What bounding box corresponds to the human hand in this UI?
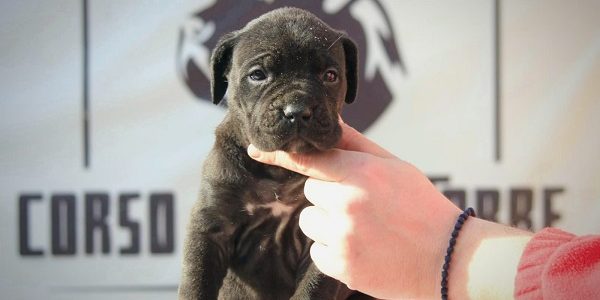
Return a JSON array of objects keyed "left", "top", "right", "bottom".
[{"left": 247, "top": 119, "right": 462, "bottom": 299}]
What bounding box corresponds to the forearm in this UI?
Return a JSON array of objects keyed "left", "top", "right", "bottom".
[{"left": 441, "top": 217, "right": 533, "bottom": 299}]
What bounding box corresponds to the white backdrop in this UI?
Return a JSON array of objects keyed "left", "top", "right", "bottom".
[{"left": 1, "top": 0, "right": 599, "bottom": 299}]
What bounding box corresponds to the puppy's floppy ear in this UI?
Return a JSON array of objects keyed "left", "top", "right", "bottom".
[
  {"left": 342, "top": 36, "right": 358, "bottom": 104},
  {"left": 210, "top": 32, "right": 238, "bottom": 104}
]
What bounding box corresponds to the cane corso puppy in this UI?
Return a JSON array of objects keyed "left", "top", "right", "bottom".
[{"left": 179, "top": 7, "right": 372, "bottom": 299}]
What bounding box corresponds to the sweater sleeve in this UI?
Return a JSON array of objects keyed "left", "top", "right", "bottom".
[{"left": 514, "top": 227, "right": 600, "bottom": 300}]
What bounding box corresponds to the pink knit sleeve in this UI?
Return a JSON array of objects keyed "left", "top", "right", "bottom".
[{"left": 514, "top": 227, "right": 600, "bottom": 300}]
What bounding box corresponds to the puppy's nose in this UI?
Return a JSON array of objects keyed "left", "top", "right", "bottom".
[{"left": 283, "top": 104, "right": 312, "bottom": 123}]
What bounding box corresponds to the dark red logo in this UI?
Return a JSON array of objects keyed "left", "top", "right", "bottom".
[{"left": 177, "top": 0, "right": 405, "bottom": 132}]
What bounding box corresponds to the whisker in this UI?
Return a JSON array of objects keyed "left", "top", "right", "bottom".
[{"left": 327, "top": 34, "right": 343, "bottom": 50}]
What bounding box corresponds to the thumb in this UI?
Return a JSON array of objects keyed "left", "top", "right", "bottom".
[
  {"left": 337, "top": 118, "right": 396, "bottom": 159},
  {"left": 247, "top": 144, "right": 360, "bottom": 182}
]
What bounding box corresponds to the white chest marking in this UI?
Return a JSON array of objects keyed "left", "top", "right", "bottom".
[{"left": 245, "top": 200, "right": 294, "bottom": 218}]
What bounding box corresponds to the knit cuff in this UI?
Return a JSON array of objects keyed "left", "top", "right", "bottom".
[{"left": 514, "top": 227, "right": 575, "bottom": 300}]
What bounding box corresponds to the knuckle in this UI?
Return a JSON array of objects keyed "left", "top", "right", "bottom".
[
  {"left": 292, "top": 154, "right": 312, "bottom": 174},
  {"left": 361, "top": 159, "right": 383, "bottom": 177}
]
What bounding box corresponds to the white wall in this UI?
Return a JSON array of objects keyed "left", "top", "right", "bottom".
[{"left": 1, "top": 0, "right": 598, "bottom": 299}]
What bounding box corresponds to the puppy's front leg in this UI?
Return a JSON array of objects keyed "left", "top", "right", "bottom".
[
  {"left": 291, "top": 262, "right": 345, "bottom": 300},
  {"left": 179, "top": 208, "right": 231, "bottom": 300}
]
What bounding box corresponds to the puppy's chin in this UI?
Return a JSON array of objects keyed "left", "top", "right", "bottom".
[
  {"left": 251, "top": 135, "right": 338, "bottom": 154},
  {"left": 281, "top": 139, "right": 319, "bottom": 154},
  {"left": 250, "top": 139, "right": 317, "bottom": 154}
]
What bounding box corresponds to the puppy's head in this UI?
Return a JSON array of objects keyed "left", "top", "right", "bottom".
[{"left": 210, "top": 7, "right": 358, "bottom": 153}]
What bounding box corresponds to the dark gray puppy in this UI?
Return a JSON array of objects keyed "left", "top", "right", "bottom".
[{"left": 179, "top": 7, "right": 372, "bottom": 300}]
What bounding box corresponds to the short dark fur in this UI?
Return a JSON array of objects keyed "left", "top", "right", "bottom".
[{"left": 179, "top": 8, "right": 370, "bottom": 299}]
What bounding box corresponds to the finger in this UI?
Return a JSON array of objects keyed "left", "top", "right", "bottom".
[
  {"left": 303, "top": 178, "right": 352, "bottom": 211},
  {"left": 247, "top": 144, "right": 360, "bottom": 182},
  {"left": 337, "top": 118, "right": 396, "bottom": 159},
  {"left": 310, "top": 242, "right": 345, "bottom": 281},
  {"left": 299, "top": 206, "right": 331, "bottom": 245}
]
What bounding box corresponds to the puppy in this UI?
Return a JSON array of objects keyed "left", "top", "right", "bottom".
[{"left": 179, "top": 7, "right": 371, "bottom": 299}]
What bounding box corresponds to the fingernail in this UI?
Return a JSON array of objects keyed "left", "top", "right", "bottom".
[{"left": 247, "top": 144, "right": 261, "bottom": 158}]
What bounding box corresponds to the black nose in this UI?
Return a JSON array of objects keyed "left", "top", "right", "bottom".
[{"left": 283, "top": 104, "right": 312, "bottom": 123}]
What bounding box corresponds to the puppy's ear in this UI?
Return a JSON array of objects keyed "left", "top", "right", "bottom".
[
  {"left": 342, "top": 36, "right": 358, "bottom": 104},
  {"left": 210, "top": 32, "right": 238, "bottom": 104}
]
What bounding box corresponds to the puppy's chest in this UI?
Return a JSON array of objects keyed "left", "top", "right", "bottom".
[{"left": 233, "top": 178, "right": 311, "bottom": 271}]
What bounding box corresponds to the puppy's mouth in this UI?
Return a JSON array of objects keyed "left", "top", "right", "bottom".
[{"left": 251, "top": 122, "right": 341, "bottom": 154}]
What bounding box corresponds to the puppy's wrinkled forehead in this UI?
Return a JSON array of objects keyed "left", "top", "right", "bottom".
[{"left": 234, "top": 10, "right": 343, "bottom": 67}]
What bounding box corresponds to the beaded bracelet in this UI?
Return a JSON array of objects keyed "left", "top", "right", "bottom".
[{"left": 440, "top": 207, "right": 476, "bottom": 300}]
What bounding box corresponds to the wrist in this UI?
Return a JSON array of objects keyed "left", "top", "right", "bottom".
[
  {"left": 415, "top": 194, "right": 463, "bottom": 299},
  {"left": 441, "top": 217, "right": 533, "bottom": 299},
  {"left": 440, "top": 208, "right": 476, "bottom": 299}
]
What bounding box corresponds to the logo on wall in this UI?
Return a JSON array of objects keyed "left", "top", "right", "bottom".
[{"left": 176, "top": 0, "right": 406, "bottom": 132}]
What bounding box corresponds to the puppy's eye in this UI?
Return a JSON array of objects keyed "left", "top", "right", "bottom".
[
  {"left": 249, "top": 69, "right": 267, "bottom": 81},
  {"left": 323, "top": 69, "right": 338, "bottom": 83}
]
